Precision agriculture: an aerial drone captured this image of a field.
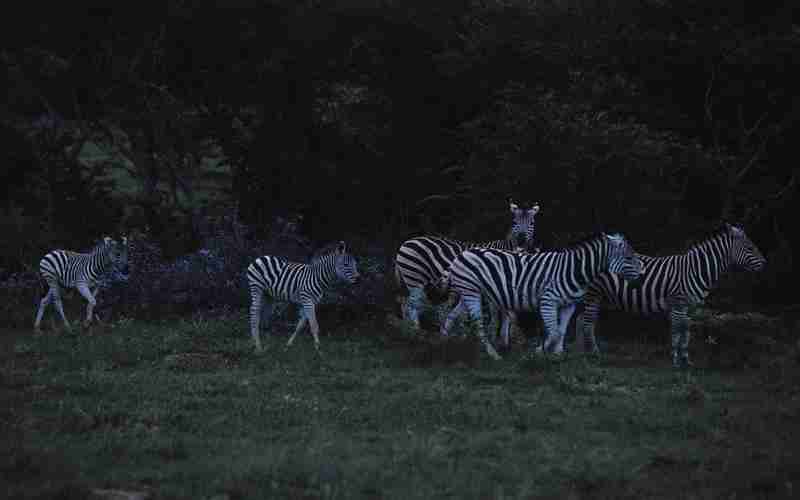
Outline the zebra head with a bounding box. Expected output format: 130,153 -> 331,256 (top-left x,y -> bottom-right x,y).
101,236 -> 130,276
508,200 -> 540,251
605,233 -> 643,282
727,224 -> 766,272
334,241 -> 360,284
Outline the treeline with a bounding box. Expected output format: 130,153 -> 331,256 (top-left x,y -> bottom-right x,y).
1,0 -> 797,305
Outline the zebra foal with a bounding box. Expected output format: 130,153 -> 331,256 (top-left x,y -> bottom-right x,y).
434,233 -> 643,360
575,223 -> 766,367
246,241 -> 360,353
395,199 -> 540,329
34,236 -> 129,332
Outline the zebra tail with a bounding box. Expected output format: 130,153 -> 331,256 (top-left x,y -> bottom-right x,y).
424,271 -> 451,305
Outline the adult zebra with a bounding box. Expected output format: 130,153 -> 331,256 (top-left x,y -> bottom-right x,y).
574,223 -> 766,368
395,200 -> 540,329
433,233 -> 643,360
34,236 -> 129,332
246,241 -> 360,353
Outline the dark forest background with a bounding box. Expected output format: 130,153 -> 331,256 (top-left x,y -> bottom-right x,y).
1,1 -> 797,311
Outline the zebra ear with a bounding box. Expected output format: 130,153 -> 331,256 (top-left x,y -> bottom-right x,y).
122,235 -> 128,245
337,241 -> 347,254
509,199 -> 519,212
530,204 -> 540,215
103,236 -> 112,245
729,224 -> 744,236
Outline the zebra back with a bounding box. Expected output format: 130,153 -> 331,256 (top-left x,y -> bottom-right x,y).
445,233 -> 640,312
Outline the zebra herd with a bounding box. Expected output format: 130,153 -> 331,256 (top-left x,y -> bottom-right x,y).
33,199 -> 766,368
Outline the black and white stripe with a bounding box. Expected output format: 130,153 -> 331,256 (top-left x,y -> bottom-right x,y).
34,236 -> 129,331
575,223 -> 766,367
438,233 -> 643,360
395,200 -> 540,328
246,241 -> 360,352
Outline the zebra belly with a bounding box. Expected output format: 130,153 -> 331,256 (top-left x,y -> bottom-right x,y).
262,287 -> 299,303
605,296 -> 670,316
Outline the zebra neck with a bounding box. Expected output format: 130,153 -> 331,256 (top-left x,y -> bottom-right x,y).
574,242 -> 607,285
93,247 -> 113,274
310,258 -> 338,285
686,238 -> 731,294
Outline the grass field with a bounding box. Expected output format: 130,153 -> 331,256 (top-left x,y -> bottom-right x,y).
1,309 -> 799,499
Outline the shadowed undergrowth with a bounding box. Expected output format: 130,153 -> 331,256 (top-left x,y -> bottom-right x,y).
1,309 -> 799,499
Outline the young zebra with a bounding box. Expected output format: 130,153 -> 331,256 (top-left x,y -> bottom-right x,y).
434,233 -> 643,360
575,223 -> 766,368
246,241 -> 360,353
34,236 -> 129,332
395,200 -> 540,329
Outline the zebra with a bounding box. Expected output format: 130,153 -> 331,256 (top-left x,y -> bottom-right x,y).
432,233 -> 643,360
34,236 -> 129,332
246,241 -> 360,353
394,200 -> 540,330
574,223 -> 766,368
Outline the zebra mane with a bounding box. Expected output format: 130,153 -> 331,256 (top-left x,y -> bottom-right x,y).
684,224 -> 734,252
310,241 -> 346,263
429,234 -> 504,246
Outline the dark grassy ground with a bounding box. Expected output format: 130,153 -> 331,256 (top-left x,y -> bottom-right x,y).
1,308 -> 799,500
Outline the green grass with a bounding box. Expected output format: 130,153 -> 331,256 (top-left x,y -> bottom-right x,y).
1,310 -> 799,499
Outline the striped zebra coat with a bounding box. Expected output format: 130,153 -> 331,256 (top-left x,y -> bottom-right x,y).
575,224 -> 766,367
435,233 -> 643,360
34,236 -> 129,332
246,241 -> 360,353
395,200 -> 540,329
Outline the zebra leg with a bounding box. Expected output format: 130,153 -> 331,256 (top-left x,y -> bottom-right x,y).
249,289 -> 265,352
34,287 -> 54,333
552,303 -> 577,354
286,311 -> 308,348
76,283 -> 97,326
89,286 -> 106,324
52,286 -> 71,332
462,295 -> 501,360
670,306 -> 691,368
499,312 -> 513,350
304,304 -> 322,352
539,297 -> 560,353
405,287 -> 425,328
440,297 -> 465,337
575,298 -> 602,354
